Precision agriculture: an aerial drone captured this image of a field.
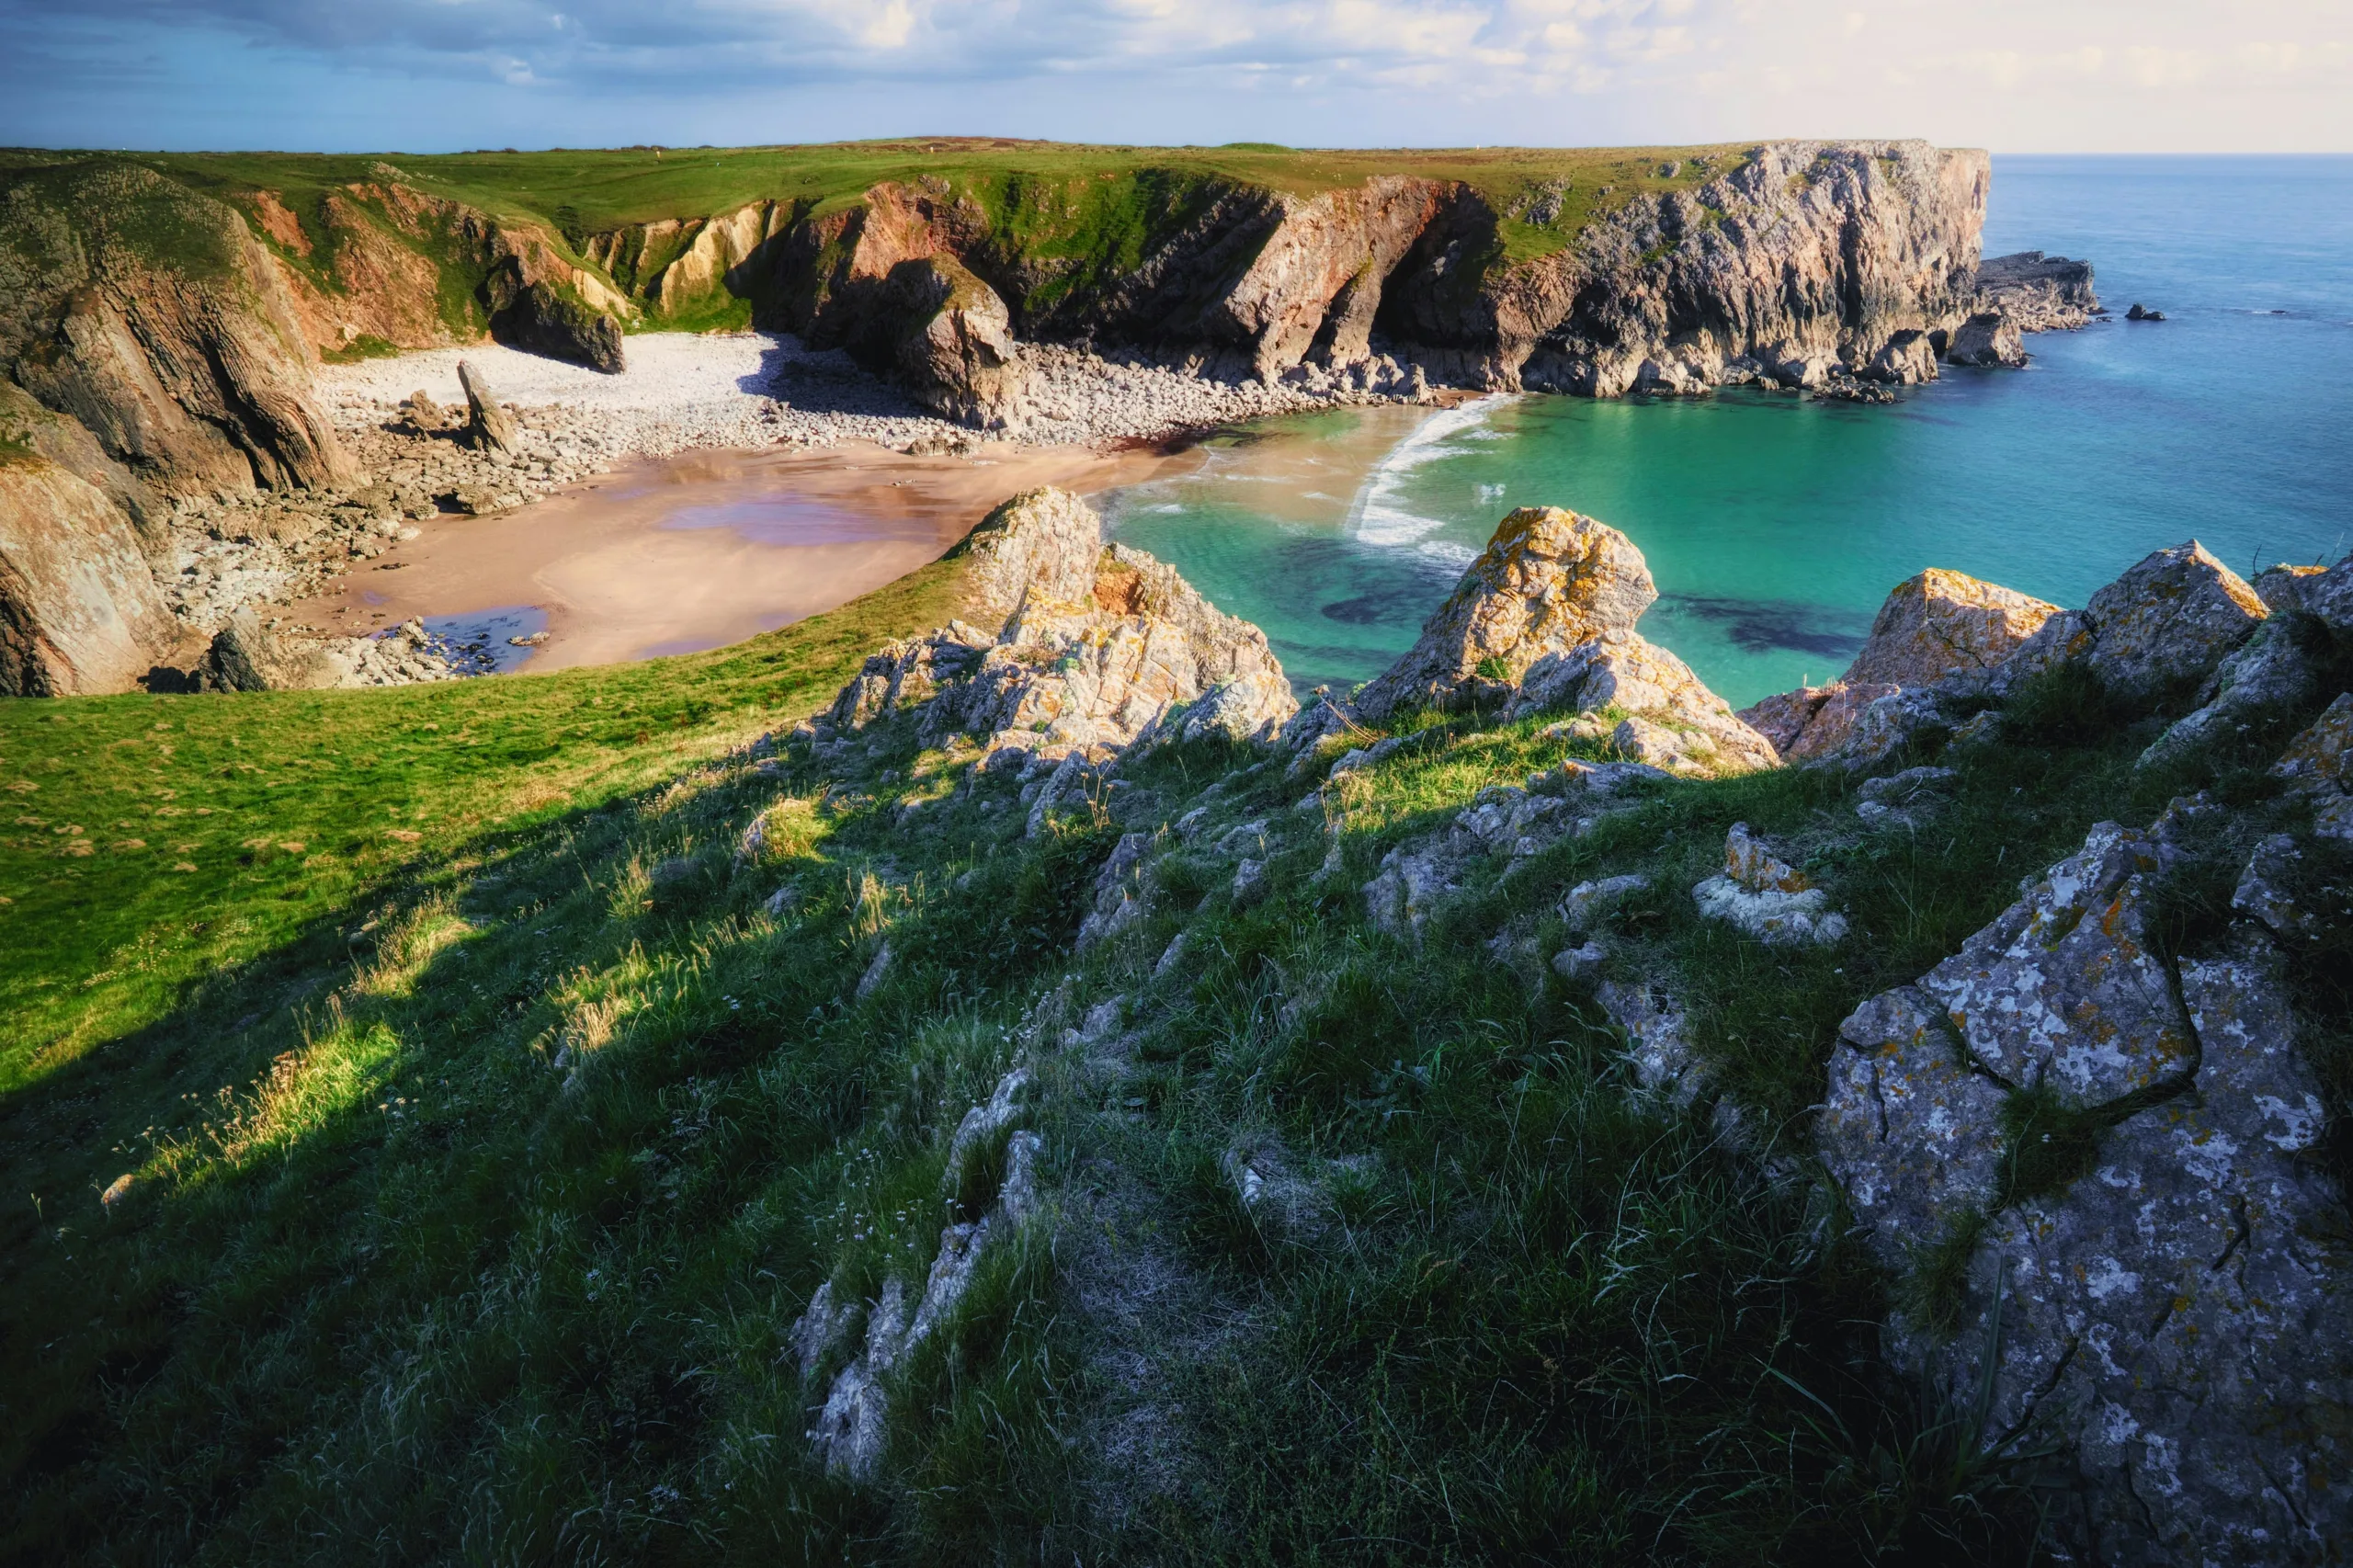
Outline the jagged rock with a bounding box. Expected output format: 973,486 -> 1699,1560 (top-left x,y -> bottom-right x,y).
0,453 -> 175,694
2138,612 -> 2324,768
2272,692 -> 2353,796
1363,837 -> 1468,941
1740,569 -> 2055,761
1076,833 -> 1152,949
457,360 -> 519,453
1846,568 -> 2060,687
1354,506 -> 1657,721
1517,631 -> 1779,772
1595,979 -> 1711,1111
202,608 -> 349,692
2001,540 -> 2268,705
1938,936 -> 2347,1565
1560,873 -> 1648,931
1853,764 -> 1954,824
1943,311 -> 2026,367
1920,821 -> 2194,1104
1132,670 -> 1299,750
803,1068 -> 1043,1483
956,487 -> 1105,631
2277,551 -> 2353,631
0,162 -> 356,497
1975,251 -> 2100,330
490,281 -> 625,374
824,490 -> 1289,763
1692,823 -> 1848,945
1819,813 -> 2353,1565
1818,984 -> 2009,1262
2124,301 -> 2165,322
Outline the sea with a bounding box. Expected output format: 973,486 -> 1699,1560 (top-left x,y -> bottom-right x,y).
1097,156 -> 2353,708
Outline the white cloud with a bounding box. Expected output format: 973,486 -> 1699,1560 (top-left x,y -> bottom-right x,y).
0,0 -> 2345,150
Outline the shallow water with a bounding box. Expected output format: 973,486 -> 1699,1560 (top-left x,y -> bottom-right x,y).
1102,155 -> 2353,708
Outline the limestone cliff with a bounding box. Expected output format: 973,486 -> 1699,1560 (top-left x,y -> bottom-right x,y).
0,451 -> 175,695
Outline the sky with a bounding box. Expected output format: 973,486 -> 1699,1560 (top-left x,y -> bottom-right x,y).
0,0 -> 2346,154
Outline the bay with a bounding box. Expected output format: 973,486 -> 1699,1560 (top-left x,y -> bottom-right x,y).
1100,155 -> 2353,708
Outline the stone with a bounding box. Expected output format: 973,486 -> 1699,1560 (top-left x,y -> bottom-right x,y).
1853,765 -> 1956,826
0,454 -> 175,694
1353,506 -> 1656,721
457,360 -> 519,453
1975,251 -> 2100,330
2000,540 -> 2268,705
202,608 -> 357,692
1860,328 -> 1938,384
489,281 -> 625,373
2138,613 -> 2324,769
1944,311 -> 2027,367
2251,562 -> 2325,616
1919,823 -> 2194,1107
885,254 -> 1025,428
2271,692 -> 2353,797
1927,937 -> 2349,1566
1817,984 -> 2010,1272
1692,823 -> 1848,946
1363,837 -> 1467,941
1560,873 -> 1649,931
1075,832 -> 1151,949
1595,979 -> 1710,1110
1515,631 -> 1779,774
1550,941 -> 1607,980
1844,569 -> 2060,688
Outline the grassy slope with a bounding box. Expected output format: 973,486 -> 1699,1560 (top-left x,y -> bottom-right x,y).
17,537 -> 2328,1562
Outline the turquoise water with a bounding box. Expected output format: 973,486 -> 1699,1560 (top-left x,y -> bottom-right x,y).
1101,156 -> 2353,708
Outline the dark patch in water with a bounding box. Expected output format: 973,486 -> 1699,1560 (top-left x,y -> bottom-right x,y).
1321,592 -> 1420,625
1663,595 -> 1868,660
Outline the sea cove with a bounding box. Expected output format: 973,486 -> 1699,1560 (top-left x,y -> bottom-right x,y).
1106,154 -> 2353,706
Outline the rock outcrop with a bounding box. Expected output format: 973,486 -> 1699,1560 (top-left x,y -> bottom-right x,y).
0,452 -> 175,694
1820,800 -> 2353,1565
817,488 -> 1294,772
1943,311 -> 2027,368
1339,506 -> 1778,776
1976,250 -> 2100,330
1740,568 -> 2057,759
0,162 -> 355,499
2003,540 -> 2268,704
458,360 -> 520,453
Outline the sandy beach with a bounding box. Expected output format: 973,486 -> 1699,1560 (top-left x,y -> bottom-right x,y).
276,438 -> 1194,672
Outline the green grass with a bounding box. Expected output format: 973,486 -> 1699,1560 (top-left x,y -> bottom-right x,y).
318,333 -> 400,364
11,563 -> 2336,1562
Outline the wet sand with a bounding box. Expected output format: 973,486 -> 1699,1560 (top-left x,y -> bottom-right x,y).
281,440 -> 1195,672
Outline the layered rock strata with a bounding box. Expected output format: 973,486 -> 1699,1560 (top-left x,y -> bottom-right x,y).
0,453 -> 175,694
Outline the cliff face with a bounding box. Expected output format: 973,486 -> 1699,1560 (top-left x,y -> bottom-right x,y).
0,163 -> 355,501
563,142 -> 1991,422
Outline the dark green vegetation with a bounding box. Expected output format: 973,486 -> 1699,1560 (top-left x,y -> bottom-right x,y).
11,557 -> 2342,1562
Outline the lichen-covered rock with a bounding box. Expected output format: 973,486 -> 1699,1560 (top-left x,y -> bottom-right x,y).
1931,937 -> 2349,1566
1818,814 -> 2353,1566
2001,540 -> 2268,705
2138,612 -> 2325,769
1918,822 -> 2195,1104
1739,568 -> 2055,761
1845,569 -> 2060,687
2271,691 -> 2353,797
1818,985 -> 2009,1265
0,453 -> 174,694
1516,631 -> 1780,773
823,489 -> 1290,762
1355,506 -> 1657,721
1692,823 -> 1848,945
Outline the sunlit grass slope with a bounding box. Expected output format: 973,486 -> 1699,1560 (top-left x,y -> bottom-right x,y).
11,566 -> 2294,1562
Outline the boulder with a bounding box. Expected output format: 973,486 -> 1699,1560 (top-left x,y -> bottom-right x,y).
457,360 -> 519,453
2137,612 -> 2324,769
1691,822 -> 1847,945
489,281 -> 625,374
202,608 -> 357,692
2002,540 -> 2267,705
1943,311 -> 2026,367
0,453 -> 175,694
1353,506 -> 1656,721
886,255 -> 1025,428
1842,568 -> 2059,687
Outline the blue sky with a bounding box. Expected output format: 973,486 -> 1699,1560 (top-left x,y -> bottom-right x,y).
2,0 -> 2346,153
